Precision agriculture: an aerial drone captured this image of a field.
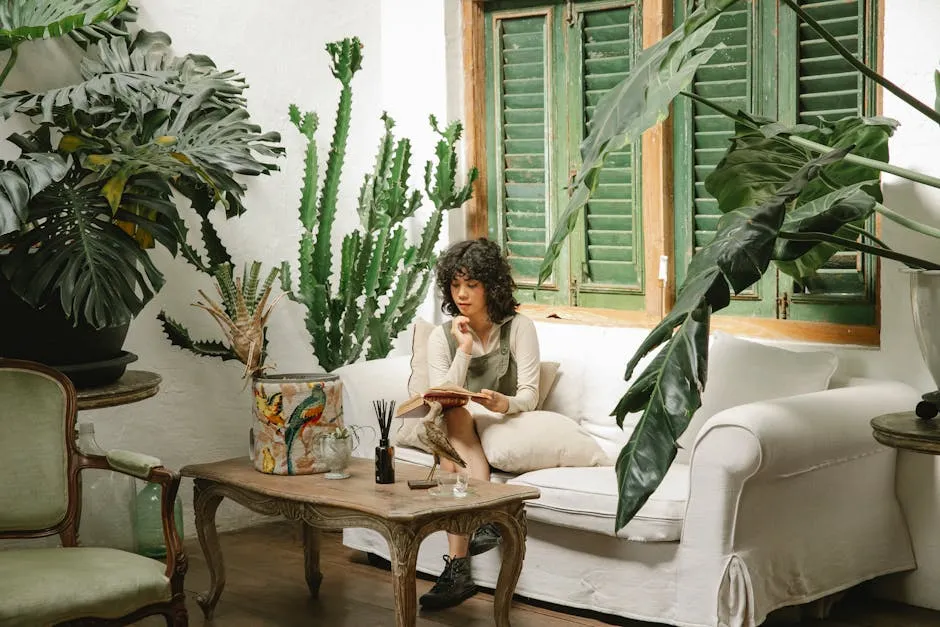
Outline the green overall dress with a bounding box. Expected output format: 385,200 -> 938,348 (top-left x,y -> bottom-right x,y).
442,316 -> 518,397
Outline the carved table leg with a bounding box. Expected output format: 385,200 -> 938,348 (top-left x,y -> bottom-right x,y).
493,504 -> 527,627
193,479 -> 226,619
386,523 -> 420,627
302,522 -> 323,598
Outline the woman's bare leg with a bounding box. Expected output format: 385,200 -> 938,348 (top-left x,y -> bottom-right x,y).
440,405 -> 490,557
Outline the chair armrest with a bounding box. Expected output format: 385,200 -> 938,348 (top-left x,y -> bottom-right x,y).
334,355 -> 411,457
691,380 -> 920,478
106,449 -> 162,479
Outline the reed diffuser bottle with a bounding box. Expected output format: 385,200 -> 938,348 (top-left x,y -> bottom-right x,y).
373,400 -> 395,484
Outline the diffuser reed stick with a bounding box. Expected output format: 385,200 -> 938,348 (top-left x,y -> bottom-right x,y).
373,399 -> 396,484
372,399 -> 396,442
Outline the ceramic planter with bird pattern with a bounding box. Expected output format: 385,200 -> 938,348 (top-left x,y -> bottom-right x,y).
251,373 -> 343,474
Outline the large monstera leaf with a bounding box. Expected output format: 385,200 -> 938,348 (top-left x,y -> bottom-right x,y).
1,169 -> 180,328
0,151 -> 69,236
610,149 -> 849,530
0,0 -> 127,51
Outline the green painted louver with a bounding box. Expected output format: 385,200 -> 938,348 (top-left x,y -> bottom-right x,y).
492,13 -> 551,285
576,5 -> 642,290
689,6 -> 748,255
797,0 -> 863,124
674,2 -> 775,315
788,0 -> 875,324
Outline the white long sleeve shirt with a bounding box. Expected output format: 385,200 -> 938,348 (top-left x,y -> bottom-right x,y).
426,313 -> 540,415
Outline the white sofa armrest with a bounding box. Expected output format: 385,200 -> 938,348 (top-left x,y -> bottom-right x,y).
691,380 -> 920,479
676,380 -> 919,626
334,355 -> 411,458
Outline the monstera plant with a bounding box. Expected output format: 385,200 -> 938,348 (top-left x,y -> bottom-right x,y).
539,0 -> 940,531
0,26 -> 283,333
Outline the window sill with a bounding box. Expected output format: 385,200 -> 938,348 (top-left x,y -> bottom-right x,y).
519,304 -> 880,347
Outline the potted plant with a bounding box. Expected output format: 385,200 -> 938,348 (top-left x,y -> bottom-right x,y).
538,0 -> 940,530
0,12 -> 282,382
280,37 -> 477,373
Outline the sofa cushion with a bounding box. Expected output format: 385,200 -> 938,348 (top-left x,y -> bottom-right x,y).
675,332 -> 838,463
0,547 -> 170,626
476,410 -> 608,473
508,464 -> 689,542
407,318 -> 436,397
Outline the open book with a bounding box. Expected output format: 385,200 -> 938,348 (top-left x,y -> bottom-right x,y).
395,385 -> 492,419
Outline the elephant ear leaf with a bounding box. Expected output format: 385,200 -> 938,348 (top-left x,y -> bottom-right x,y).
538,1 -> 735,285
612,147 -> 850,531
0,0 -> 128,51
773,183 -> 878,280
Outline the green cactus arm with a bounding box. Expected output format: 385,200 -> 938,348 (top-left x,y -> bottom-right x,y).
313,38 -> 361,287
338,230 -> 361,302
391,268 -> 435,332
383,137 -> 413,223
378,225 -> 407,294
327,295 -> 345,368
359,115 -> 396,226
340,230 -> 375,358
157,311 -> 240,361
304,285 -> 332,370
279,261 -> 296,301
289,104 -> 320,306
366,317 -> 394,360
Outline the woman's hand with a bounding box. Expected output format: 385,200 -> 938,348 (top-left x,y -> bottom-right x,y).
451,315 -> 473,354
478,389 -> 510,414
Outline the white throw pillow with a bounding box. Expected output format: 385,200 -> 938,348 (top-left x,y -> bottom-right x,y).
476,410 -> 608,474
674,332 -> 838,463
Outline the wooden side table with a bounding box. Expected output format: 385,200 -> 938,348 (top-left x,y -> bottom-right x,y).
871,411 -> 940,455
181,457 -> 540,627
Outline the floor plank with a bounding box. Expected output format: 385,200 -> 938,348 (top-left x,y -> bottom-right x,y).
137,520 -> 940,626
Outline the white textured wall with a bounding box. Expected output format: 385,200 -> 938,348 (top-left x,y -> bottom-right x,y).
17,0 -> 940,610
14,0 -> 463,536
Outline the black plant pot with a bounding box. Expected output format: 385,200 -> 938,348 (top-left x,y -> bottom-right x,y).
0,275 -> 132,386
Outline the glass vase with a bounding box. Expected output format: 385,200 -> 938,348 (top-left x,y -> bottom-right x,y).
320,436 -> 353,480
134,481 -> 184,559
76,422 -> 137,551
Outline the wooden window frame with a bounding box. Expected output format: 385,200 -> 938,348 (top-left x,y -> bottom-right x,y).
460,0 -> 881,345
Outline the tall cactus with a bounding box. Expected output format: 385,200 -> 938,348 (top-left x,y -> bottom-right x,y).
282,38 -> 477,373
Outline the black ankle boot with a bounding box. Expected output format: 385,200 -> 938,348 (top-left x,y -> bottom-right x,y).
419,555 -> 477,610
468,522 -> 501,556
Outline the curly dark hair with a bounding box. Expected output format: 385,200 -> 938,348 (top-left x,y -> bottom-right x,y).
436,238 -> 519,322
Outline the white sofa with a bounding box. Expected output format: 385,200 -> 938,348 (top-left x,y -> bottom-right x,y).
336,321 -> 919,627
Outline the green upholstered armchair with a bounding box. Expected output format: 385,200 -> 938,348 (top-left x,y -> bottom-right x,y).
0,359 -> 188,626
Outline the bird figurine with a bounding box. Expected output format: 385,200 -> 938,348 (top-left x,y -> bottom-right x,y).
284,386 -> 327,474
417,400 -> 467,480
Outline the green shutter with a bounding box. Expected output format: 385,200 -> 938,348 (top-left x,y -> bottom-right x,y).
674,2 -> 777,317
485,9 -> 553,287
785,0 -> 876,325
568,2 -> 644,309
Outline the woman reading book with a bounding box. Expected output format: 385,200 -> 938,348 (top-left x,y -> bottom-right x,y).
418,237 -> 540,611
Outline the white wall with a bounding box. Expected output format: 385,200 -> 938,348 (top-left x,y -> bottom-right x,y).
18,0 -> 940,610
14,0 -> 463,536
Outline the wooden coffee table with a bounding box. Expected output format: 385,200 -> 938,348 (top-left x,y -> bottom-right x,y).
181,457 -> 540,627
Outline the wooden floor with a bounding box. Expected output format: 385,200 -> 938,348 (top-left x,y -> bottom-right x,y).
140,520 -> 940,627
